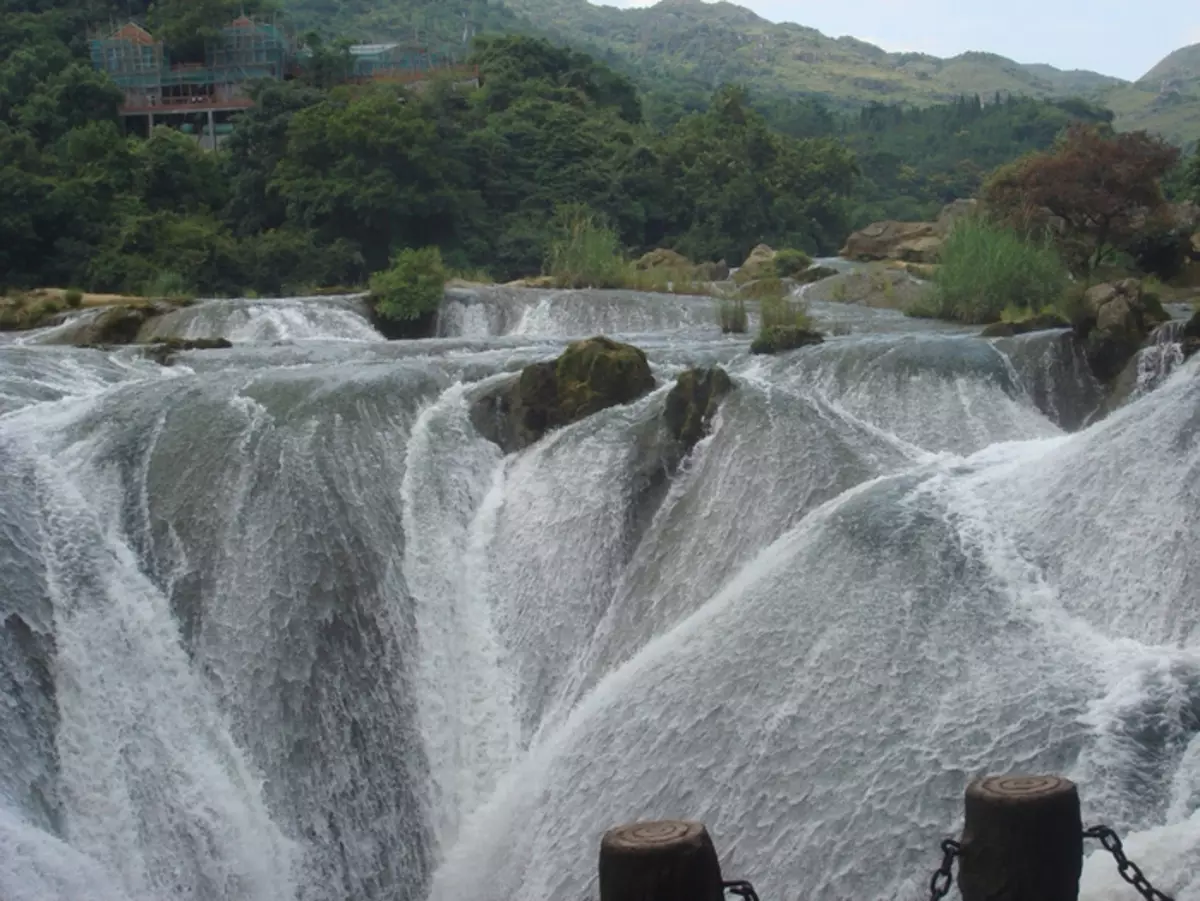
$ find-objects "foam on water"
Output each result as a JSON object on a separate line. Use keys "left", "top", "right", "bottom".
{"left": 1, "top": 290, "right": 1197, "bottom": 901}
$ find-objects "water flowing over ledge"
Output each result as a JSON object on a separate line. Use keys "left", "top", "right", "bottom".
{"left": 1, "top": 289, "right": 1197, "bottom": 901}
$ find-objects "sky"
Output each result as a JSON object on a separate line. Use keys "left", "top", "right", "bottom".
{"left": 593, "top": 0, "right": 1200, "bottom": 81}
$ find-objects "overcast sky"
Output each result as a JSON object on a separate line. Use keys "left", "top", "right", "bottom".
{"left": 592, "top": 0, "right": 1200, "bottom": 81}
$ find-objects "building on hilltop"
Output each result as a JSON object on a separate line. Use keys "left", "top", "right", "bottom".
{"left": 90, "top": 17, "right": 295, "bottom": 148}
{"left": 90, "top": 20, "right": 480, "bottom": 148}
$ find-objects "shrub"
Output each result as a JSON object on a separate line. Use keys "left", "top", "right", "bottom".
{"left": 921, "top": 219, "right": 1069, "bottom": 324}
{"left": 369, "top": 246, "right": 447, "bottom": 322}
{"left": 142, "top": 271, "right": 196, "bottom": 300}
{"left": 759, "top": 293, "right": 813, "bottom": 331}
{"left": 64, "top": 288, "right": 84, "bottom": 308}
{"left": 545, "top": 205, "right": 627, "bottom": 289}
{"left": 718, "top": 298, "right": 748, "bottom": 333}
{"left": 773, "top": 248, "right": 813, "bottom": 278}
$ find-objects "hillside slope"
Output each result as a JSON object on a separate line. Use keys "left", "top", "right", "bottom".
{"left": 280, "top": 0, "right": 1200, "bottom": 145}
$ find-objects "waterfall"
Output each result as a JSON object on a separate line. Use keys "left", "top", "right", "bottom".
{"left": 1, "top": 292, "right": 1197, "bottom": 901}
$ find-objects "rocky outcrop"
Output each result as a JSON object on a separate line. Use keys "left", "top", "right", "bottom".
{"left": 634, "top": 249, "right": 692, "bottom": 271}
{"left": 735, "top": 245, "right": 777, "bottom": 282}
{"left": 802, "top": 265, "right": 930, "bottom": 310}
{"left": 750, "top": 326, "right": 824, "bottom": 355}
{"left": 471, "top": 336, "right": 656, "bottom": 453}
{"left": 794, "top": 265, "right": 838, "bottom": 285}
{"left": 72, "top": 306, "right": 156, "bottom": 344}
{"left": 663, "top": 367, "right": 733, "bottom": 451}
{"left": 840, "top": 221, "right": 941, "bottom": 263}
{"left": 1078, "top": 279, "right": 1172, "bottom": 382}
{"left": 840, "top": 200, "right": 977, "bottom": 264}
{"left": 980, "top": 312, "right": 1070, "bottom": 338}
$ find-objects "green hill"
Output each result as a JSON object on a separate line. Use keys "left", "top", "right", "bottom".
{"left": 279, "top": 0, "right": 1200, "bottom": 146}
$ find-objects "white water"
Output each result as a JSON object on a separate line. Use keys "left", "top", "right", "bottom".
{"left": 1, "top": 290, "right": 1197, "bottom": 901}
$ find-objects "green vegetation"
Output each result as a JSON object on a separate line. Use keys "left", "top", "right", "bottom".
{"left": 369, "top": 247, "right": 447, "bottom": 321}
{"left": 545, "top": 207, "right": 627, "bottom": 289}
{"left": 64, "top": 289, "right": 84, "bottom": 308}
{"left": 301, "top": 0, "right": 1200, "bottom": 146}
{"left": 911, "top": 219, "right": 1069, "bottom": 324}
{"left": 718, "top": 298, "right": 748, "bottom": 334}
{"left": 772, "top": 249, "right": 813, "bottom": 279}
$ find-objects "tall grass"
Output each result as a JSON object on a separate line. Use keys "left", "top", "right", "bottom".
{"left": 718, "top": 297, "right": 748, "bottom": 333}
{"left": 759, "top": 292, "right": 813, "bottom": 331}
{"left": 911, "top": 219, "right": 1069, "bottom": 324}
{"left": 545, "top": 206, "right": 627, "bottom": 289}
{"left": 141, "top": 270, "right": 196, "bottom": 300}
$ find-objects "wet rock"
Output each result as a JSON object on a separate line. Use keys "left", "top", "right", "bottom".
{"left": 1079, "top": 279, "right": 1171, "bottom": 382}
{"left": 663, "top": 367, "right": 734, "bottom": 451}
{"left": 472, "top": 336, "right": 656, "bottom": 453}
{"left": 793, "top": 265, "right": 839, "bottom": 285}
{"left": 1184, "top": 310, "right": 1200, "bottom": 360}
{"left": 750, "top": 326, "right": 824, "bottom": 355}
{"left": 143, "top": 338, "right": 233, "bottom": 366}
{"left": 75, "top": 306, "right": 155, "bottom": 344}
{"left": 980, "top": 312, "right": 1070, "bottom": 338}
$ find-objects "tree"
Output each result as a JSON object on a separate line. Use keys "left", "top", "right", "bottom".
{"left": 1186, "top": 145, "right": 1200, "bottom": 205}
{"left": 983, "top": 124, "right": 1180, "bottom": 275}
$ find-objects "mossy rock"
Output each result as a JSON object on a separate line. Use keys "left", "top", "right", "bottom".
{"left": 472, "top": 336, "right": 656, "bottom": 453}
{"left": 734, "top": 245, "right": 777, "bottom": 283}
{"left": 634, "top": 248, "right": 693, "bottom": 271}
{"left": 556, "top": 336, "right": 656, "bottom": 422}
{"left": 664, "top": 366, "right": 734, "bottom": 451}
{"left": 750, "top": 326, "right": 824, "bottom": 355}
{"left": 980, "top": 312, "right": 1070, "bottom": 338}
{"left": 78, "top": 306, "right": 153, "bottom": 345}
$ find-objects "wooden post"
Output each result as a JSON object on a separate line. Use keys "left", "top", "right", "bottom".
{"left": 959, "top": 775, "right": 1084, "bottom": 901}
{"left": 599, "top": 820, "right": 725, "bottom": 901}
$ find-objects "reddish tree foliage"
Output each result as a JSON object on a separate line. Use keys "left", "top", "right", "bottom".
{"left": 983, "top": 125, "right": 1180, "bottom": 274}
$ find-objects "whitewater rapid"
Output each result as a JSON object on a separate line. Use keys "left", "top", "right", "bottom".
{"left": 0, "top": 288, "right": 1196, "bottom": 901}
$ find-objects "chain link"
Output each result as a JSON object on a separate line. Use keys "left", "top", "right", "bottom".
{"left": 928, "top": 839, "right": 961, "bottom": 901}
{"left": 723, "top": 879, "right": 761, "bottom": 901}
{"left": 1084, "top": 825, "right": 1175, "bottom": 901}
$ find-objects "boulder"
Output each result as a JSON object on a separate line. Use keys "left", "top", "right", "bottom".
{"left": 663, "top": 367, "right": 734, "bottom": 451}
{"left": 735, "top": 244, "right": 777, "bottom": 282}
{"left": 74, "top": 305, "right": 154, "bottom": 345}
{"left": 935, "top": 199, "right": 978, "bottom": 235}
{"left": 696, "top": 260, "right": 731, "bottom": 281}
{"left": 471, "top": 336, "right": 656, "bottom": 453}
{"left": 634, "top": 248, "right": 693, "bottom": 271}
{"left": 750, "top": 326, "right": 824, "bottom": 355}
{"left": 839, "top": 221, "right": 941, "bottom": 263}
{"left": 802, "top": 266, "right": 930, "bottom": 310}
{"left": 1078, "top": 279, "right": 1171, "bottom": 382}
{"left": 1191, "top": 232, "right": 1200, "bottom": 260}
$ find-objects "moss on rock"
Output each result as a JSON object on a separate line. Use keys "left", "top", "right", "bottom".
{"left": 664, "top": 366, "right": 734, "bottom": 451}
{"left": 750, "top": 326, "right": 824, "bottom": 355}
{"left": 472, "top": 336, "right": 656, "bottom": 452}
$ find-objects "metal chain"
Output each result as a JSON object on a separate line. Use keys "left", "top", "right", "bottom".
{"left": 723, "top": 879, "right": 761, "bottom": 901}
{"left": 928, "top": 839, "right": 961, "bottom": 901}
{"left": 1084, "top": 825, "right": 1175, "bottom": 901}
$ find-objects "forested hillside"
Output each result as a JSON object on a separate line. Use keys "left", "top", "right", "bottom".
{"left": 0, "top": 0, "right": 1176, "bottom": 299}
{"left": 280, "top": 0, "right": 1200, "bottom": 147}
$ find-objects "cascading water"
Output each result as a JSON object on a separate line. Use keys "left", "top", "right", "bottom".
{"left": 1, "top": 287, "right": 1197, "bottom": 901}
